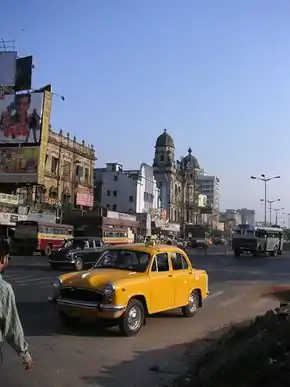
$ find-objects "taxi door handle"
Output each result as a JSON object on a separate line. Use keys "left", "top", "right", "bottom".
{"left": 168, "top": 274, "right": 173, "bottom": 277}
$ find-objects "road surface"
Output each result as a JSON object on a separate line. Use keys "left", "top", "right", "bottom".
{"left": 1, "top": 247, "right": 290, "bottom": 387}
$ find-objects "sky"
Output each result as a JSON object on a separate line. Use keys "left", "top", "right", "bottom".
{"left": 2, "top": 0, "right": 290, "bottom": 221}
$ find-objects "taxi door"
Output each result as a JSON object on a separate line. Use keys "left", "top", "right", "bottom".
{"left": 169, "top": 252, "right": 192, "bottom": 307}
{"left": 149, "top": 253, "right": 175, "bottom": 313}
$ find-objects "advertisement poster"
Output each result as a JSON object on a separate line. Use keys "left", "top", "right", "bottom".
{"left": 0, "top": 147, "right": 39, "bottom": 183}
{"left": 0, "top": 92, "right": 43, "bottom": 145}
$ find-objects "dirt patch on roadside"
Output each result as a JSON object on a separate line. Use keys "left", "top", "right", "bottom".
{"left": 172, "top": 285, "right": 290, "bottom": 387}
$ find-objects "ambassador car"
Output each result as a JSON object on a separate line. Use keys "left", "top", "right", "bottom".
{"left": 49, "top": 241, "right": 209, "bottom": 336}
{"left": 48, "top": 237, "right": 106, "bottom": 271}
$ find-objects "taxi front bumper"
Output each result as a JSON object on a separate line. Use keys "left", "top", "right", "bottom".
{"left": 48, "top": 297, "right": 125, "bottom": 318}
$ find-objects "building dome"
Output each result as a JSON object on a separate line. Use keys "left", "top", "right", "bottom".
{"left": 180, "top": 147, "right": 200, "bottom": 170}
{"left": 155, "top": 129, "right": 174, "bottom": 148}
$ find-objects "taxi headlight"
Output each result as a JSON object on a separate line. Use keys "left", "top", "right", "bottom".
{"left": 103, "top": 283, "right": 115, "bottom": 302}
{"left": 52, "top": 278, "right": 62, "bottom": 298}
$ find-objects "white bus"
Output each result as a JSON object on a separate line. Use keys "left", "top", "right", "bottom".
{"left": 232, "top": 224, "right": 284, "bottom": 257}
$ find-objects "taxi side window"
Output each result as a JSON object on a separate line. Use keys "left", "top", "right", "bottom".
{"left": 155, "top": 253, "right": 170, "bottom": 272}
{"left": 171, "top": 253, "right": 189, "bottom": 270}
{"left": 88, "top": 241, "right": 94, "bottom": 248}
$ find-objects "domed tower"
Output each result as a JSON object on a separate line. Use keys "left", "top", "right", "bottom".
{"left": 153, "top": 129, "right": 177, "bottom": 223}
{"left": 153, "top": 129, "right": 175, "bottom": 169}
{"left": 177, "top": 147, "right": 201, "bottom": 226}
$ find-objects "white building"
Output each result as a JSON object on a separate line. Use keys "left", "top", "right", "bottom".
{"left": 237, "top": 208, "right": 255, "bottom": 226}
{"left": 94, "top": 162, "right": 160, "bottom": 214}
{"left": 198, "top": 173, "right": 220, "bottom": 213}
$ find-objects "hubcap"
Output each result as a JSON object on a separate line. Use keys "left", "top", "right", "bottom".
{"left": 76, "top": 260, "right": 82, "bottom": 269}
{"left": 128, "top": 306, "right": 141, "bottom": 331}
{"left": 188, "top": 293, "right": 197, "bottom": 312}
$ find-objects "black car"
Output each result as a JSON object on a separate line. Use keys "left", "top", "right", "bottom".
{"left": 48, "top": 237, "right": 106, "bottom": 271}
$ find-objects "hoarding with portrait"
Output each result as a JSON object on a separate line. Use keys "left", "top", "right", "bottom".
{"left": 0, "top": 90, "right": 52, "bottom": 183}
{"left": 0, "top": 92, "right": 43, "bottom": 145}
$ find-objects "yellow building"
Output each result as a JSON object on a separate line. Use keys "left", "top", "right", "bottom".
{"left": 40, "top": 129, "right": 96, "bottom": 209}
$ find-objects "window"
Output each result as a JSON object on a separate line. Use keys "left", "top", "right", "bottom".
{"left": 113, "top": 190, "right": 117, "bottom": 197}
{"left": 155, "top": 253, "right": 170, "bottom": 272}
{"left": 107, "top": 190, "right": 111, "bottom": 196}
{"left": 88, "top": 240, "right": 94, "bottom": 248}
{"left": 160, "top": 154, "right": 164, "bottom": 161}
{"left": 171, "top": 253, "right": 189, "bottom": 270}
{"left": 129, "top": 195, "right": 133, "bottom": 202}
{"left": 63, "top": 161, "right": 71, "bottom": 178}
{"left": 51, "top": 157, "right": 58, "bottom": 174}
{"left": 112, "top": 204, "right": 117, "bottom": 211}
{"left": 75, "top": 165, "right": 83, "bottom": 177}
{"left": 114, "top": 175, "right": 118, "bottom": 181}
{"left": 107, "top": 204, "right": 111, "bottom": 209}
{"left": 84, "top": 168, "right": 89, "bottom": 183}
{"left": 95, "top": 240, "right": 102, "bottom": 248}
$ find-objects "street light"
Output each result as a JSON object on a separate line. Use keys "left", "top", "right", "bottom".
{"left": 260, "top": 198, "right": 280, "bottom": 225}
{"left": 274, "top": 207, "right": 284, "bottom": 225}
{"left": 251, "top": 174, "right": 281, "bottom": 226}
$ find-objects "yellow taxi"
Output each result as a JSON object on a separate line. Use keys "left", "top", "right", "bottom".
{"left": 49, "top": 241, "right": 209, "bottom": 336}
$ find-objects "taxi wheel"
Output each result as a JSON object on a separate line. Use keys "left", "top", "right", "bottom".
{"left": 119, "top": 299, "right": 144, "bottom": 336}
{"left": 182, "top": 290, "right": 199, "bottom": 317}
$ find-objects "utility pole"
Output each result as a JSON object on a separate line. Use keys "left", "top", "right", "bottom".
{"left": 251, "top": 174, "right": 280, "bottom": 226}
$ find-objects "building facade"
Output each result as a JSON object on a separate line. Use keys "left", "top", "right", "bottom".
{"left": 198, "top": 173, "right": 220, "bottom": 214}
{"left": 153, "top": 129, "right": 201, "bottom": 226}
{"left": 18, "top": 129, "right": 95, "bottom": 212}
{"left": 94, "top": 162, "right": 160, "bottom": 214}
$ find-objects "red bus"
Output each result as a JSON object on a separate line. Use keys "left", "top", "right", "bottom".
{"left": 14, "top": 220, "right": 73, "bottom": 256}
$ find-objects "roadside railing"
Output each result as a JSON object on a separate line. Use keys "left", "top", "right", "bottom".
{"left": 186, "top": 244, "right": 232, "bottom": 256}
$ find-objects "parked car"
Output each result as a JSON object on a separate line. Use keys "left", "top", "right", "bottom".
{"left": 49, "top": 242, "right": 209, "bottom": 336}
{"left": 48, "top": 237, "right": 106, "bottom": 271}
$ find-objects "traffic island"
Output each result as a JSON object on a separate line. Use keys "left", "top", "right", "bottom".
{"left": 172, "top": 294, "right": 290, "bottom": 387}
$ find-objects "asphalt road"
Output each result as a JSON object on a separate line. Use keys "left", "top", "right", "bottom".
{"left": 1, "top": 246, "right": 290, "bottom": 387}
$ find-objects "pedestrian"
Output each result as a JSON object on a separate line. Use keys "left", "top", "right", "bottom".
{"left": 0, "top": 244, "right": 32, "bottom": 370}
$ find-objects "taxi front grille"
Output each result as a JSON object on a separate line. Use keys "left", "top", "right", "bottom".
{"left": 60, "top": 287, "right": 103, "bottom": 303}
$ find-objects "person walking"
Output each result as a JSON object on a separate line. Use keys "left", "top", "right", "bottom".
{"left": 0, "top": 243, "right": 32, "bottom": 370}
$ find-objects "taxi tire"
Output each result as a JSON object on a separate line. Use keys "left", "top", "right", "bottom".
{"left": 118, "top": 299, "right": 145, "bottom": 336}
{"left": 182, "top": 290, "right": 199, "bottom": 317}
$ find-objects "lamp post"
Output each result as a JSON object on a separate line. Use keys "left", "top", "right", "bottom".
{"left": 251, "top": 174, "right": 280, "bottom": 226}
{"left": 260, "top": 198, "right": 280, "bottom": 225}
{"left": 274, "top": 207, "right": 284, "bottom": 226}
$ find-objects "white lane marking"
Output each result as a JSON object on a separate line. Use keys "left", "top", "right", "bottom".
{"left": 207, "top": 291, "right": 224, "bottom": 300}
{"left": 220, "top": 294, "right": 246, "bottom": 308}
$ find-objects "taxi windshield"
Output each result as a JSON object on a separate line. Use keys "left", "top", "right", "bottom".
{"left": 94, "top": 249, "right": 150, "bottom": 273}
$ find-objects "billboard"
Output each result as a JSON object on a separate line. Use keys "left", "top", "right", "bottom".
{"left": 0, "top": 52, "right": 17, "bottom": 86}
{"left": 15, "top": 56, "right": 33, "bottom": 91}
{"left": 0, "top": 90, "right": 52, "bottom": 184}
{"left": 0, "top": 147, "right": 39, "bottom": 182}
{"left": 0, "top": 92, "right": 43, "bottom": 145}
{"left": 76, "top": 193, "right": 94, "bottom": 207}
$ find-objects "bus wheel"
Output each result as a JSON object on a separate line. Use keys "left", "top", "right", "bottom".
{"left": 270, "top": 246, "right": 278, "bottom": 257}
{"left": 45, "top": 245, "right": 52, "bottom": 256}
{"left": 234, "top": 250, "right": 240, "bottom": 257}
